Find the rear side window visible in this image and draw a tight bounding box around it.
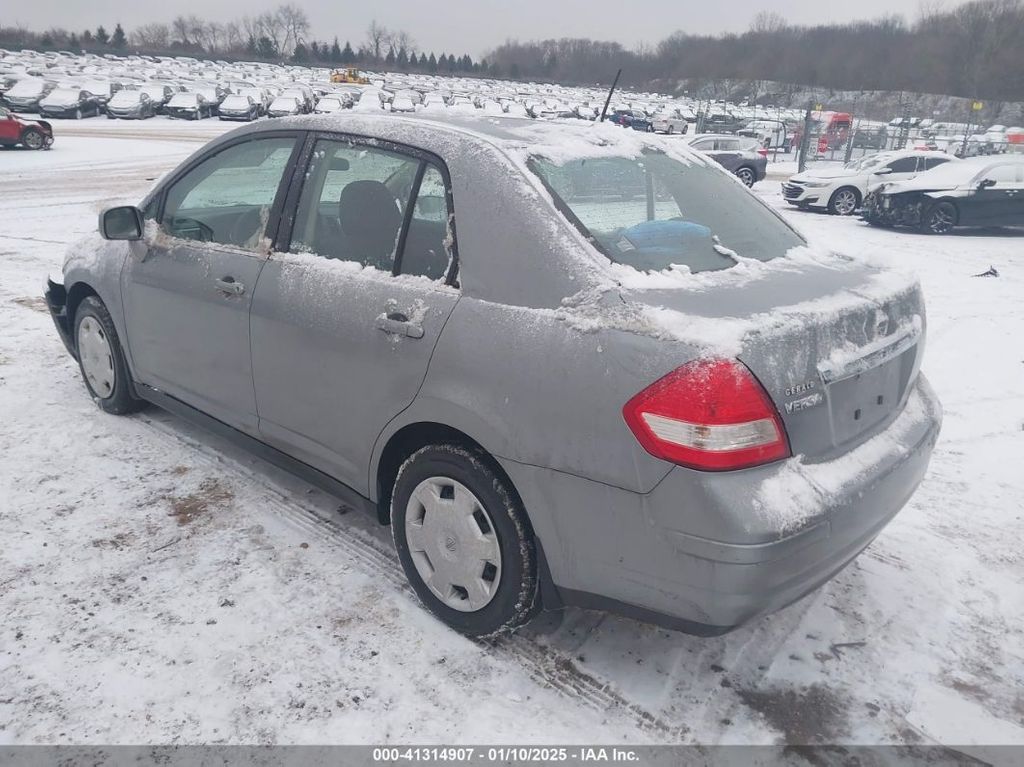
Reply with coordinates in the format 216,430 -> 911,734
923,157 -> 950,170
981,164 -> 1022,183
160,137 -> 297,251
289,138 -> 455,281
530,151 -> 803,273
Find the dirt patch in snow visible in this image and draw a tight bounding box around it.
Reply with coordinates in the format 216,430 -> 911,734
167,478 -> 233,525
11,296 -> 47,312
737,684 -> 849,743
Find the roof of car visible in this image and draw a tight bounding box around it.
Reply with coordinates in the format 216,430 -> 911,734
221,112 -> 711,166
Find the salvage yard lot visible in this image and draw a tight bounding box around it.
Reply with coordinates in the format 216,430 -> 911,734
1,120 -> 1022,749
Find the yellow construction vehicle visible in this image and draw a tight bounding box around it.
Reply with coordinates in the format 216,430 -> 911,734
330,68 -> 370,85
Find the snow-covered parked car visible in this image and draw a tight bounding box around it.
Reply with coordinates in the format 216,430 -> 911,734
862,155 -> 1024,233
37,88 -> 103,119
267,95 -> 302,118
651,109 -> 689,134
165,92 -> 214,120
217,94 -> 260,122
782,150 -> 956,215
105,89 -> 157,120
45,114 -> 941,638
2,78 -> 57,112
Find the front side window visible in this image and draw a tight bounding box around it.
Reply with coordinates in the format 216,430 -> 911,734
289,139 -> 455,281
980,164 -> 1021,184
160,137 -> 297,250
530,151 -> 804,274
885,157 -> 919,173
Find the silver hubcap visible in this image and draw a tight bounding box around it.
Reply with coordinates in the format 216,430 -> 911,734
77,316 -> 115,398
405,477 -> 502,612
737,168 -> 754,186
930,207 -> 954,232
24,132 -> 42,149
834,190 -> 857,215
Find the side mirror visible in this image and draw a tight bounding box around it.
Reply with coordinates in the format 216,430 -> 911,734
100,205 -> 143,240
978,178 -> 997,189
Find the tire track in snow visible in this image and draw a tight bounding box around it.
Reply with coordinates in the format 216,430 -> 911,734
134,411 -> 682,736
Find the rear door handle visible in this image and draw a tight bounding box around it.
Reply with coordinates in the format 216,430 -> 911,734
215,276 -> 245,296
376,313 -> 424,339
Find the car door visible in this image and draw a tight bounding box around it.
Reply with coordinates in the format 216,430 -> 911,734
121,133 -> 301,434
0,108 -> 18,143
708,138 -> 742,172
249,135 -> 461,493
958,163 -> 1024,225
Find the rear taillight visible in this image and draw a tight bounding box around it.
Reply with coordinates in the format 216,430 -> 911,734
758,147 -> 769,158
623,358 -> 790,471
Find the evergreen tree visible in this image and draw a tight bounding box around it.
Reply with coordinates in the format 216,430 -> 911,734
95,25 -> 109,46
111,23 -> 127,49
341,41 -> 355,63
82,30 -> 94,45
427,52 -> 437,72
408,52 -> 419,68
330,37 -> 342,62
255,36 -> 278,59
68,33 -> 79,49
397,48 -> 408,68
292,42 -> 308,63
246,35 -> 258,55
385,49 -> 396,66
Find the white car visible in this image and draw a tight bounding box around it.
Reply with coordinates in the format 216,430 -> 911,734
781,150 -> 957,215
651,109 -> 688,134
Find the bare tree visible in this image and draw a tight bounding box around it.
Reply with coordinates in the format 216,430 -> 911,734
366,19 -> 388,61
750,11 -> 788,34
132,22 -> 170,49
276,4 -> 309,54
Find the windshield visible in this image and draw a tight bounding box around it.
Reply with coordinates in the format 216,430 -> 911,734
530,151 -> 804,273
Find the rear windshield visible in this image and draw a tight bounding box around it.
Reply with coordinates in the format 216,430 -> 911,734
530,151 -> 804,273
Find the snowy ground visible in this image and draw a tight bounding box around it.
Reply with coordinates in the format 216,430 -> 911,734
1,121 -> 1022,749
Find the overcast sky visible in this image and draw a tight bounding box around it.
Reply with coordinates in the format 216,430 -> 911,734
12,0 -> 949,56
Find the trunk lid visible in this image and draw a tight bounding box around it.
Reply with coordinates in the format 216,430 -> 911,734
626,259 -> 925,461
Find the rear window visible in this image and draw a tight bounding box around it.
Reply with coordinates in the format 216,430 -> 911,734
529,151 -> 804,273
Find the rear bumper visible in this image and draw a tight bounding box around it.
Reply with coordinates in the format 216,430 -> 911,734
44,276 -> 76,359
505,376 -> 942,634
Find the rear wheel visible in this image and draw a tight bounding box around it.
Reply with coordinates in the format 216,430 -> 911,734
21,128 -> 44,150
73,296 -> 145,415
921,201 -> 957,234
827,187 -> 861,216
74,108 -> 83,120
391,445 -> 539,637
735,166 -> 756,187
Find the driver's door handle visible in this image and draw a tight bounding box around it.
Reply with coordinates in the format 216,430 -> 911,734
376,313 -> 424,339
215,276 -> 245,296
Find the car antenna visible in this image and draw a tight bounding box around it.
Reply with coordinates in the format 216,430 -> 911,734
599,68 -> 623,123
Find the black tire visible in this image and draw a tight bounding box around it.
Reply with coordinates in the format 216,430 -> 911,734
391,444 -> 539,637
735,166 -> 756,187
21,128 -> 45,150
920,201 -> 957,234
73,296 -> 145,415
827,186 -> 861,216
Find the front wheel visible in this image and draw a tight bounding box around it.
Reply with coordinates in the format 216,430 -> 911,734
75,108 -> 82,120
735,166 -> 756,187
73,296 -> 145,415
21,128 -> 45,150
391,445 -> 539,637
921,201 -> 957,234
827,187 -> 861,216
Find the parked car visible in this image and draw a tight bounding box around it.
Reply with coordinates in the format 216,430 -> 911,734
862,156 -> 1024,233
651,109 -> 688,134
218,94 -> 261,122
610,109 -> 653,132
267,95 -> 303,118
2,78 -> 57,112
737,119 -> 789,150
851,126 -> 889,150
37,88 -> 103,119
783,150 -> 956,215
313,96 -> 349,115
165,92 -> 214,120
46,115 -> 940,638
683,133 -> 767,186
0,104 -> 53,149
139,83 -> 177,113
106,89 -> 158,120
